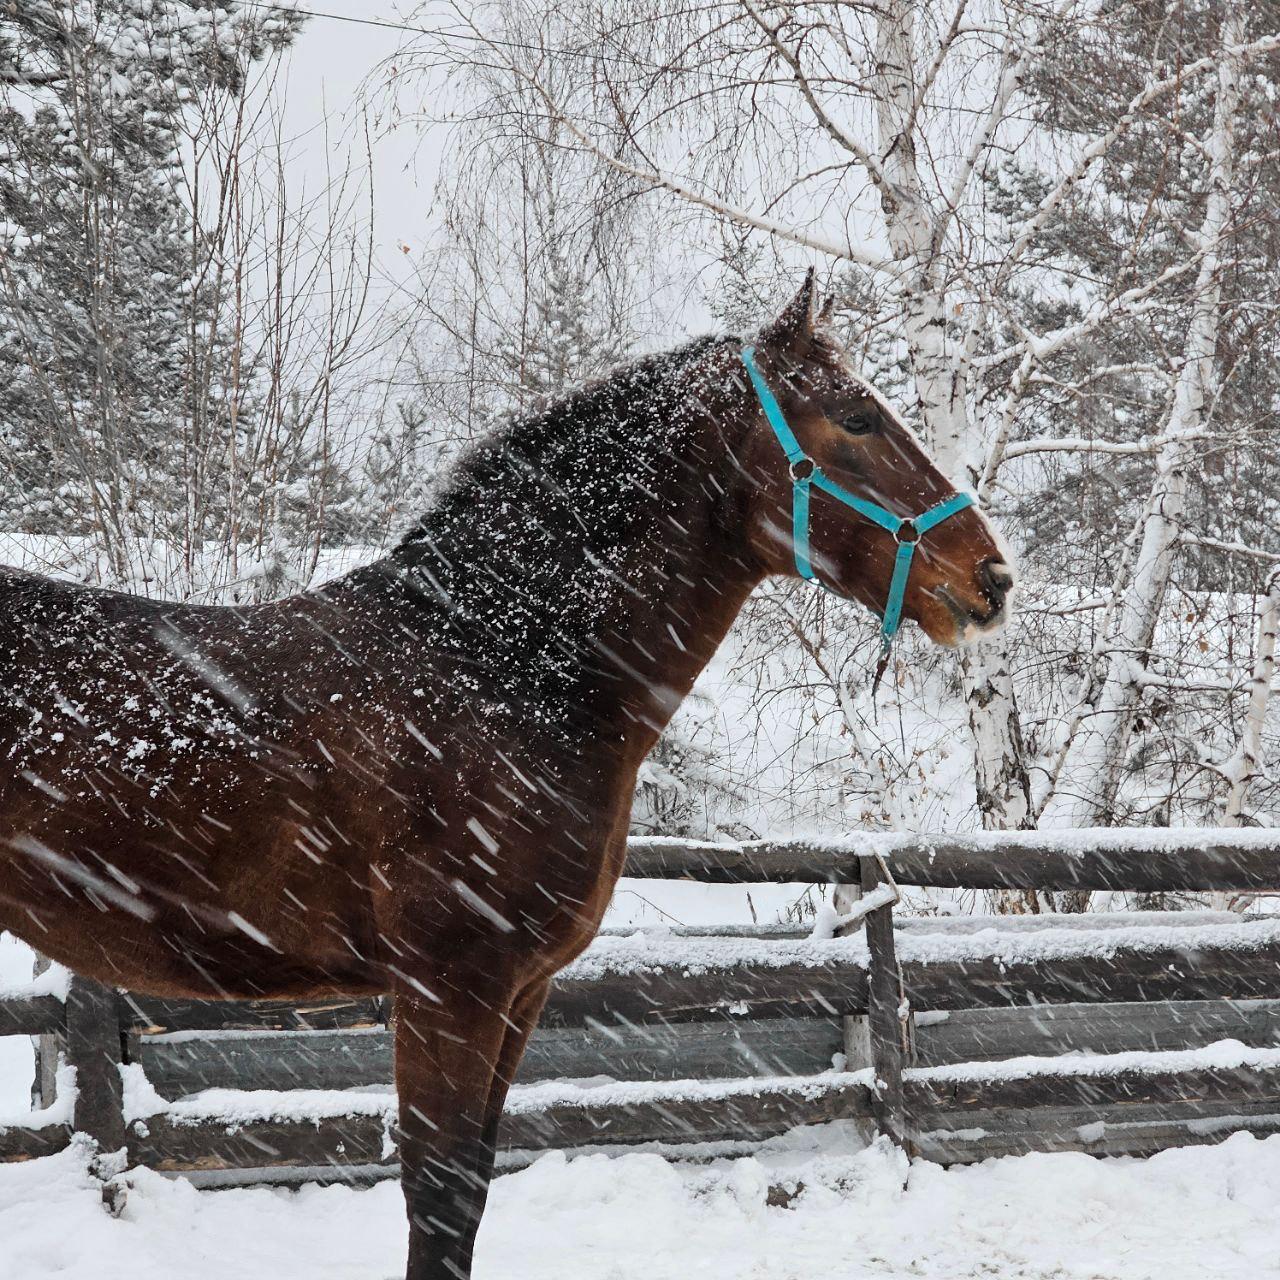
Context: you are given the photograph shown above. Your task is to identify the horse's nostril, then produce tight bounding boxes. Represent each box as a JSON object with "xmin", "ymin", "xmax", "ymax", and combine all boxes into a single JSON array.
[{"xmin": 979, "ymin": 558, "xmax": 1015, "ymax": 602}]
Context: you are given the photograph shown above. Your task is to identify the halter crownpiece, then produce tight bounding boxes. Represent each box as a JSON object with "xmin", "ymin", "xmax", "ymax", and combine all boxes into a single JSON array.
[{"xmin": 740, "ymin": 345, "xmax": 975, "ymax": 656}]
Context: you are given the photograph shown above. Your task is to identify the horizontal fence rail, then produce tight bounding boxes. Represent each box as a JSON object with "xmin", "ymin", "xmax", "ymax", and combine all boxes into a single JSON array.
[
  {"xmin": 0, "ymin": 991, "xmax": 64, "ymax": 1038},
  {"xmin": 117, "ymin": 1045, "xmax": 1280, "ymax": 1174},
  {"xmin": 108, "ymin": 918, "xmax": 1280, "ymax": 1032},
  {"xmin": 624, "ymin": 829, "xmax": 1280, "ymax": 891},
  {"xmin": 1, "ymin": 829, "xmax": 1278, "ymax": 1179}
]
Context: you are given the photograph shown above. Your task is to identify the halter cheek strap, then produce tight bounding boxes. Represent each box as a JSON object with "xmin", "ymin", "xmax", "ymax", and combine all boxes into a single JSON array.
[{"xmin": 741, "ymin": 345, "xmax": 975, "ymax": 657}]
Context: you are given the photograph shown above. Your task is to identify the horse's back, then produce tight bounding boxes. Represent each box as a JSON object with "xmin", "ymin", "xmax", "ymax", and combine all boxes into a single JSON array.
[{"xmin": 0, "ymin": 565, "xmax": 397, "ymax": 996}]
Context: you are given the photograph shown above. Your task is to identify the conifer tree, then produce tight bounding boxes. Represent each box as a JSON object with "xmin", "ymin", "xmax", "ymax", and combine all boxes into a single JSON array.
[{"xmin": 0, "ymin": 1, "xmax": 302, "ymax": 574}]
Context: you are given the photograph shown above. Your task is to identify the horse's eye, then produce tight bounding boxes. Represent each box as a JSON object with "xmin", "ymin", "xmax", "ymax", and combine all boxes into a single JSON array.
[{"xmin": 837, "ymin": 412, "xmax": 877, "ymax": 436}]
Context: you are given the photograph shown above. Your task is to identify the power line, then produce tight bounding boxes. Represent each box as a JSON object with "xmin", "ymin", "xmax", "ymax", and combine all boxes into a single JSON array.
[
  {"xmin": 237, "ymin": 0, "xmax": 631, "ymax": 64},
  {"xmin": 235, "ymin": 0, "xmax": 752, "ymax": 82},
  {"xmin": 240, "ymin": 1, "xmax": 456, "ymax": 41}
]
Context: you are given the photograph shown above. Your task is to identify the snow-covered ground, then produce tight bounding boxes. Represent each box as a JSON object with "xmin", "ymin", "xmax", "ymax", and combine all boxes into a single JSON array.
[{"xmin": 2, "ymin": 1127, "xmax": 1279, "ymax": 1278}]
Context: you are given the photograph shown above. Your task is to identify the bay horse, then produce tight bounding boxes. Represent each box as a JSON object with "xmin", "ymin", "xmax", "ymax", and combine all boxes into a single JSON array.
[{"xmin": 0, "ymin": 275, "xmax": 1011, "ymax": 1278}]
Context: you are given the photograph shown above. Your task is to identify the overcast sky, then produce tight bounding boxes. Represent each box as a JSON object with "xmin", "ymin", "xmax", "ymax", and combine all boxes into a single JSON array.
[
  {"xmin": 266, "ymin": 0, "xmax": 715, "ymax": 376},
  {"xmin": 273, "ymin": 1, "xmax": 449, "ymax": 313}
]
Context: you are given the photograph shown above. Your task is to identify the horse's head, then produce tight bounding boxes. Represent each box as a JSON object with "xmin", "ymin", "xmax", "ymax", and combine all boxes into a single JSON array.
[{"xmin": 739, "ymin": 274, "xmax": 1014, "ymax": 646}]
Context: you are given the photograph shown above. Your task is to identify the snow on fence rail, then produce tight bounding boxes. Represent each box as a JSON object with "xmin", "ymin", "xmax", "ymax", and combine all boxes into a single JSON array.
[
  {"xmin": 624, "ymin": 827, "xmax": 1280, "ymax": 890},
  {"xmin": 1, "ymin": 829, "xmax": 1279, "ymax": 1179}
]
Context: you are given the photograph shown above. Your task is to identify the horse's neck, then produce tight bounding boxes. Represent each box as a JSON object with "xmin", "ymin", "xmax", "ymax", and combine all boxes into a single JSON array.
[
  {"xmin": 386, "ymin": 382, "xmax": 760, "ymax": 748},
  {"xmin": 584, "ymin": 511, "xmax": 761, "ymax": 758}
]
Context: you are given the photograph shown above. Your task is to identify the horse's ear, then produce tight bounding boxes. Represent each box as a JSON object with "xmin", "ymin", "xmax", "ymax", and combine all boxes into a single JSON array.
[{"xmin": 761, "ymin": 268, "xmax": 818, "ymax": 352}]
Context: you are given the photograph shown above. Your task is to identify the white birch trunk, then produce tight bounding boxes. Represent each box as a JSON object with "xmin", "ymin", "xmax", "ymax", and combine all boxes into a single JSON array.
[
  {"xmin": 1218, "ymin": 578, "xmax": 1280, "ymax": 824},
  {"xmin": 870, "ymin": 2, "xmax": 1039, "ymax": 839},
  {"xmin": 1221, "ymin": 575, "xmax": 1280, "ymax": 827},
  {"xmin": 872, "ymin": 1, "xmax": 968, "ymax": 477},
  {"xmin": 1210, "ymin": 572, "xmax": 1280, "ymax": 909},
  {"xmin": 1041, "ymin": 11, "xmax": 1245, "ymax": 831},
  {"xmin": 872, "ymin": 2, "xmax": 1033, "ymax": 836}
]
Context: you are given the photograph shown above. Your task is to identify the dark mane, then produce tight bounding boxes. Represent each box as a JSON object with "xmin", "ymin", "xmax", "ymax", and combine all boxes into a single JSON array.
[
  {"xmin": 396, "ymin": 333, "xmax": 730, "ymax": 552},
  {"xmin": 368, "ymin": 333, "xmax": 743, "ymax": 719}
]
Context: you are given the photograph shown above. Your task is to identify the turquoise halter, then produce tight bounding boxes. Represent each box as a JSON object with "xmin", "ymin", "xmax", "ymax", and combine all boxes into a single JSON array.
[{"xmin": 741, "ymin": 345, "xmax": 975, "ymax": 656}]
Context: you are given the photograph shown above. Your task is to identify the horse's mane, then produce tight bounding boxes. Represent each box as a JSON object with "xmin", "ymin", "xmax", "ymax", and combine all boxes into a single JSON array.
[
  {"xmin": 395, "ymin": 333, "xmax": 731, "ymax": 553},
  {"xmin": 369, "ymin": 333, "xmax": 743, "ymax": 715}
]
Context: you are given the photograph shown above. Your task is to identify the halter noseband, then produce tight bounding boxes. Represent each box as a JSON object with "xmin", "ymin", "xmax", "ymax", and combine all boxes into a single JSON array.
[{"xmin": 741, "ymin": 345, "xmax": 975, "ymax": 657}]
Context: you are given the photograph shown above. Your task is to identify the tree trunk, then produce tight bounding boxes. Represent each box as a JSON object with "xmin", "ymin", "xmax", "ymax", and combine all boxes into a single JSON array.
[
  {"xmin": 1040, "ymin": 9, "xmax": 1244, "ymax": 834},
  {"xmin": 872, "ymin": 1, "xmax": 1033, "ymax": 836},
  {"xmin": 1213, "ymin": 571, "xmax": 1280, "ymax": 909},
  {"xmin": 965, "ymin": 637, "xmax": 1043, "ymax": 912}
]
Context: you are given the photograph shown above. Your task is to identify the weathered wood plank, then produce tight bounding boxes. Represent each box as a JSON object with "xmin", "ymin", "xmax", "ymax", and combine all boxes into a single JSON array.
[
  {"xmin": 125, "ymin": 963, "xmax": 870, "ymax": 1032},
  {"xmin": 915, "ymin": 1000, "xmax": 1280, "ymax": 1067},
  {"xmin": 118, "ymin": 994, "xmax": 388, "ymax": 1034},
  {"xmin": 623, "ymin": 833, "xmax": 1280, "ymax": 892},
  {"xmin": 0, "ymin": 1124, "xmax": 72, "ymax": 1163},
  {"xmin": 501, "ymin": 1080, "xmax": 872, "ymax": 1149},
  {"xmin": 137, "ymin": 994, "xmax": 1280, "ymax": 1101},
  {"xmin": 128, "ymin": 1076, "xmax": 876, "ymax": 1171},
  {"xmin": 65, "ymin": 976, "xmax": 125, "ymax": 1154},
  {"xmin": 140, "ymin": 1018, "xmax": 844, "ymax": 1098},
  {"xmin": 896, "ymin": 910, "xmax": 1241, "ymax": 935},
  {"xmin": 555, "ymin": 933, "xmax": 1280, "ymax": 1024},
  {"xmin": 120, "ymin": 932, "xmax": 1280, "ymax": 1034},
  {"xmin": 126, "ymin": 1056, "xmax": 1280, "ymax": 1174},
  {"xmin": 522, "ymin": 1019, "xmax": 841, "ymax": 1083},
  {"xmin": 129, "ymin": 1114, "xmax": 396, "ymax": 1173},
  {"xmin": 901, "ymin": 942, "xmax": 1280, "ymax": 1013},
  {"xmin": 909, "ymin": 1059, "xmax": 1280, "ymax": 1113},
  {"xmin": 141, "ymin": 1028, "xmax": 392, "ymax": 1095},
  {"xmin": 608, "ymin": 910, "xmax": 1241, "ymax": 940},
  {"xmin": 0, "ymin": 993, "xmax": 64, "ymax": 1038},
  {"xmin": 922, "ymin": 1095, "xmax": 1280, "ymax": 1139},
  {"xmin": 918, "ymin": 1098, "xmax": 1280, "ymax": 1164},
  {"xmin": 861, "ymin": 860, "xmax": 907, "ymax": 1149}
]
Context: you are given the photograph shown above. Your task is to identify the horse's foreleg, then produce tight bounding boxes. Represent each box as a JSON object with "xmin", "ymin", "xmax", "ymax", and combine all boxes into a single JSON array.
[
  {"xmin": 393, "ymin": 981, "xmax": 512, "ymax": 1280},
  {"xmin": 477, "ymin": 978, "xmax": 552, "ymax": 1166}
]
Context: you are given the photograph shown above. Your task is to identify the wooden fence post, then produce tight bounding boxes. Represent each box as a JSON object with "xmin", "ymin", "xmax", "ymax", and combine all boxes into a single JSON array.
[
  {"xmin": 64, "ymin": 974, "xmax": 126, "ymax": 1163},
  {"xmin": 31, "ymin": 954, "xmax": 62, "ymax": 1109},
  {"xmin": 832, "ymin": 877, "xmax": 870, "ymax": 1055},
  {"xmin": 860, "ymin": 855, "xmax": 912, "ymax": 1154}
]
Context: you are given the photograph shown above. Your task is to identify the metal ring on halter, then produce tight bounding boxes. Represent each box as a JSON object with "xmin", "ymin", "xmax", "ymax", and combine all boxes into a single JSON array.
[
  {"xmin": 895, "ymin": 518, "xmax": 920, "ymax": 545},
  {"xmin": 789, "ymin": 457, "xmax": 815, "ymax": 482}
]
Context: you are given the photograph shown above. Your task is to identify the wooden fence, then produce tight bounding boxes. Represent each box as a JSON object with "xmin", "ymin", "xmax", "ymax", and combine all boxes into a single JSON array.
[{"xmin": 2, "ymin": 829, "xmax": 1279, "ymax": 1183}]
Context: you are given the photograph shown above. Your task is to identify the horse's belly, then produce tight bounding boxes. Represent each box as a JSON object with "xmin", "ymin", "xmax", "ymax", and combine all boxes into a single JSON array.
[{"xmin": 0, "ymin": 887, "xmax": 378, "ymax": 1000}]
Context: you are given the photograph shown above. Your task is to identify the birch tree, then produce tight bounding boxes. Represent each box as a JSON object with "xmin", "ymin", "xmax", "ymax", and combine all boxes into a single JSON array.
[
  {"xmin": 1221, "ymin": 577, "xmax": 1280, "ymax": 833},
  {"xmin": 1039, "ymin": 7, "xmax": 1250, "ymax": 828}
]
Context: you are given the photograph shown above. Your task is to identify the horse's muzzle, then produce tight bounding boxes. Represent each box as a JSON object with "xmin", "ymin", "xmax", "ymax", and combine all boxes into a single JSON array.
[{"xmin": 969, "ymin": 558, "xmax": 1015, "ymax": 634}]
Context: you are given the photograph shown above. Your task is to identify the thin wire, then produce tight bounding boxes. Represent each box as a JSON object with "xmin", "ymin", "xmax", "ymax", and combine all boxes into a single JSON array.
[
  {"xmin": 237, "ymin": 0, "xmax": 658, "ymax": 64},
  {"xmin": 235, "ymin": 0, "xmax": 775, "ymax": 84},
  {"xmin": 240, "ymin": 1, "xmax": 457, "ymax": 40}
]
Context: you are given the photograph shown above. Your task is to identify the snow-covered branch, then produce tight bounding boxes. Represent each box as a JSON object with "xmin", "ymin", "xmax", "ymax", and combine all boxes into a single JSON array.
[
  {"xmin": 1000, "ymin": 429, "xmax": 1211, "ymax": 463},
  {"xmin": 1180, "ymin": 536, "xmax": 1280, "ymax": 565},
  {"xmin": 999, "ymin": 28, "xmax": 1280, "ymax": 284}
]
